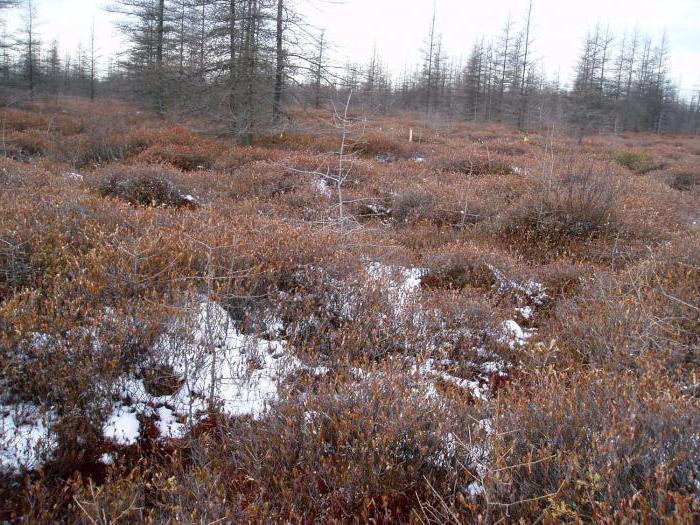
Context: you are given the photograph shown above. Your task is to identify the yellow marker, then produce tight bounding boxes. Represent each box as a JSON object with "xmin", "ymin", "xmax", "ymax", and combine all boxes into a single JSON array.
[{"xmin": 523, "ymin": 136, "xmax": 529, "ymax": 143}]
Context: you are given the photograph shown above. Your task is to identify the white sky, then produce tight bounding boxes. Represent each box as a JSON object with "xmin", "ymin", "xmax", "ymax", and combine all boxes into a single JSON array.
[{"xmin": 3, "ymin": 0, "xmax": 699, "ymax": 98}]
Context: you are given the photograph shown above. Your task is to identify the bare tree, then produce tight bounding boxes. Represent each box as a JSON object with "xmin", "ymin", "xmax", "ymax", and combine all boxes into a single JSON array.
[
  {"xmin": 272, "ymin": 0, "xmax": 284, "ymax": 121},
  {"xmin": 516, "ymin": 0, "xmax": 533, "ymax": 129},
  {"xmin": 89, "ymin": 20, "xmax": 98, "ymax": 101},
  {"xmin": 18, "ymin": 0, "xmax": 39, "ymax": 99},
  {"xmin": 422, "ymin": 3, "xmax": 438, "ymax": 114},
  {"xmin": 311, "ymin": 29, "xmax": 326, "ymax": 109}
]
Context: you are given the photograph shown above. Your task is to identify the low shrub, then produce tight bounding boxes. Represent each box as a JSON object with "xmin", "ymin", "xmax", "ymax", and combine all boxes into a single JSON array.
[
  {"xmin": 224, "ymin": 161, "xmax": 298, "ymax": 199},
  {"xmin": 534, "ymin": 262, "xmax": 584, "ymax": 301},
  {"xmin": 220, "ymin": 375, "xmax": 478, "ymax": 522},
  {"xmin": 0, "ymin": 236, "xmax": 32, "ymax": 299},
  {"xmin": 440, "ymin": 156, "xmax": 514, "ymax": 176},
  {"xmin": 0, "ymin": 106, "xmax": 84, "ymax": 135},
  {"xmin": 348, "ymin": 132, "xmax": 414, "ymax": 161},
  {"xmin": 7, "ymin": 130, "xmax": 51, "ymax": 156},
  {"xmin": 213, "ymin": 146, "xmax": 281, "ymax": 171},
  {"xmin": 669, "ymin": 171, "xmax": 700, "ymax": 192},
  {"xmin": 96, "ymin": 166, "xmax": 196, "ymax": 208},
  {"xmin": 421, "ymin": 254, "xmax": 496, "ymax": 291},
  {"xmin": 137, "ymin": 144, "xmax": 213, "ymax": 171},
  {"xmin": 253, "ymin": 132, "xmax": 339, "ymax": 153},
  {"xmin": 391, "ymin": 190, "xmax": 436, "ymax": 224},
  {"xmin": 615, "ymin": 150, "xmax": 665, "ymax": 174},
  {"xmin": 504, "ymin": 162, "xmax": 623, "ymax": 243},
  {"xmin": 0, "ymin": 108, "xmax": 50, "ymax": 132},
  {"xmin": 487, "ymin": 369, "xmax": 700, "ymax": 523},
  {"xmin": 354, "ymin": 200, "xmax": 392, "ymax": 222}
]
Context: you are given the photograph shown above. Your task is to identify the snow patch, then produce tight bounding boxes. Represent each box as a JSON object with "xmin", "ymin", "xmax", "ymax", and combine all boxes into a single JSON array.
[
  {"xmin": 155, "ymin": 406, "xmax": 185, "ymax": 439},
  {"xmin": 488, "ymin": 264, "xmax": 547, "ymax": 306},
  {"xmin": 516, "ymin": 305, "xmax": 533, "ymax": 320},
  {"xmin": 0, "ymin": 403, "xmax": 57, "ymax": 474},
  {"xmin": 501, "ymin": 319, "xmax": 534, "ymax": 349},
  {"xmin": 107, "ymin": 298, "xmax": 303, "ymax": 445},
  {"xmin": 315, "ymin": 177, "xmax": 331, "ymax": 196},
  {"xmin": 366, "ymin": 262, "xmax": 425, "ymax": 315},
  {"xmin": 103, "ymin": 406, "xmax": 140, "ymax": 446}
]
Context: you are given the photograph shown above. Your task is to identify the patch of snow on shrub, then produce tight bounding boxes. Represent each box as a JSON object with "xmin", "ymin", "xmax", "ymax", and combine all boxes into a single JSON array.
[
  {"xmin": 516, "ymin": 306, "xmax": 533, "ymax": 320},
  {"xmin": 109, "ymin": 298, "xmax": 302, "ymax": 444},
  {"xmin": 155, "ymin": 406, "xmax": 185, "ymax": 439},
  {"xmin": 0, "ymin": 403, "xmax": 57, "ymax": 474},
  {"xmin": 103, "ymin": 406, "xmax": 140, "ymax": 446},
  {"xmin": 487, "ymin": 264, "xmax": 547, "ymax": 306},
  {"xmin": 315, "ymin": 176, "xmax": 331, "ymax": 196},
  {"xmin": 501, "ymin": 319, "xmax": 534, "ymax": 349},
  {"xmin": 366, "ymin": 262, "xmax": 425, "ymax": 314}
]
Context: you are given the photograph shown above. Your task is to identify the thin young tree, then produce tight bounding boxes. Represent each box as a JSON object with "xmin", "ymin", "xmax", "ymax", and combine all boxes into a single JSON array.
[
  {"xmin": 516, "ymin": 0, "xmax": 533, "ymax": 129},
  {"xmin": 422, "ymin": 3, "xmax": 438, "ymax": 114},
  {"xmin": 88, "ymin": 20, "xmax": 98, "ymax": 101},
  {"xmin": 19, "ymin": 0, "xmax": 39, "ymax": 99},
  {"xmin": 272, "ymin": 0, "xmax": 284, "ymax": 121}
]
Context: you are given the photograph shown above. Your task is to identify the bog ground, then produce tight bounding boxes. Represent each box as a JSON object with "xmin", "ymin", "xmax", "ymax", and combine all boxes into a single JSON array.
[{"xmin": 0, "ymin": 97, "xmax": 699, "ymax": 523}]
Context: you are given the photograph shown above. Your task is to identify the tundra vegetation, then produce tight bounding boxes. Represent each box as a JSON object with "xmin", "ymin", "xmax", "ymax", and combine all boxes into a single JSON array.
[
  {"xmin": 0, "ymin": 0, "xmax": 699, "ymax": 523},
  {"xmin": 0, "ymin": 96, "xmax": 698, "ymax": 523}
]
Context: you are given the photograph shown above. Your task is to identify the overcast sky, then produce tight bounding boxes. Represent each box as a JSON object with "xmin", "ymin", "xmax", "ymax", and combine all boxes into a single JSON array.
[{"xmin": 4, "ymin": 0, "xmax": 699, "ymax": 97}]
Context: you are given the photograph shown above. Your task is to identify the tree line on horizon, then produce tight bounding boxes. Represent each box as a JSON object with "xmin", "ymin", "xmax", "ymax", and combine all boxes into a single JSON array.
[{"xmin": 0, "ymin": 0, "xmax": 698, "ymax": 139}]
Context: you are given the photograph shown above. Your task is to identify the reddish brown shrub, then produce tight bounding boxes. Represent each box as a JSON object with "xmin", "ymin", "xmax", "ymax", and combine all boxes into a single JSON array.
[
  {"xmin": 391, "ymin": 189, "xmax": 436, "ymax": 224},
  {"xmin": 213, "ymin": 146, "xmax": 282, "ymax": 171},
  {"xmin": 95, "ymin": 166, "xmax": 197, "ymax": 207},
  {"xmin": 219, "ymin": 376, "xmax": 479, "ymax": 522},
  {"xmin": 439, "ymin": 156, "xmax": 514, "ymax": 176},
  {"xmin": 503, "ymin": 160, "xmax": 624, "ymax": 245},
  {"xmin": 486, "ymin": 369, "xmax": 700, "ymax": 523},
  {"xmin": 137, "ymin": 144, "xmax": 214, "ymax": 171},
  {"xmin": 669, "ymin": 171, "xmax": 700, "ymax": 192},
  {"xmin": 6, "ymin": 130, "xmax": 51, "ymax": 157},
  {"xmin": 421, "ymin": 254, "xmax": 496, "ymax": 291}
]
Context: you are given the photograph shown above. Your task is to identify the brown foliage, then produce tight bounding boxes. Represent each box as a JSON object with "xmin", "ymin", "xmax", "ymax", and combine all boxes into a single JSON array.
[
  {"xmin": 1, "ymin": 98, "xmax": 699, "ymax": 523},
  {"xmin": 95, "ymin": 166, "xmax": 197, "ymax": 208}
]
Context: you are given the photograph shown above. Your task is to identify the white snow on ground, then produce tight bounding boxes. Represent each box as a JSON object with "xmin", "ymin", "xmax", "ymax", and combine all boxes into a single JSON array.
[
  {"xmin": 0, "ymin": 403, "xmax": 57, "ymax": 474},
  {"xmin": 4, "ymin": 262, "xmax": 543, "ymax": 478},
  {"xmin": 315, "ymin": 176, "xmax": 331, "ymax": 196},
  {"xmin": 155, "ymin": 407, "xmax": 185, "ymax": 439},
  {"xmin": 487, "ymin": 264, "xmax": 547, "ymax": 306},
  {"xmin": 501, "ymin": 319, "xmax": 534, "ymax": 349},
  {"xmin": 108, "ymin": 298, "xmax": 303, "ymax": 444},
  {"xmin": 366, "ymin": 262, "xmax": 425, "ymax": 315},
  {"xmin": 516, "ymin": 305, "xmax": 533, "ymax": 320},
  {"xmin": 103, "ymin": 406, "xmax": 140, "ymax": 446},
  {"xmin": 467, "ymin": 482, "xmax": 485, "ymax": 498},
  {"xmin": 412, "ymin": 358, "xmax": 494, "ymax": 401},
  {"xmin": 62, "ymin": 172, "xmax": 84, "ymax": 181},
  {"xmin": 160, "ymin": 299, "xmax": 301, "ymax": 418}
]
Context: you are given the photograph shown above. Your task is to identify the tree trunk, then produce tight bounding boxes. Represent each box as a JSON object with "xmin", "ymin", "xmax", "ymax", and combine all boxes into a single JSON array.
[
  {"xmin": 156, "ymin": 0, "xmax": 164, "ymax": 68},
  {"xmin": 272, "ymin": 0, "xmax": 284, "ymax": 122}
]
